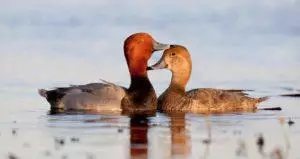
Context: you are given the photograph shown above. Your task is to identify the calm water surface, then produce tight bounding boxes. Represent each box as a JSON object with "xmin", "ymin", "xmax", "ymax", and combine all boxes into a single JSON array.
[{"xmin": 0, "ymin": 82, "xmax": 299, "ymax": 159}]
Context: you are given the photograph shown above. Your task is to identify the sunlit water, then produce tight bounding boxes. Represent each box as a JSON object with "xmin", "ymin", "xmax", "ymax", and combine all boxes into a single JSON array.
[
  {"xmin": 1, "ymin": 0, "xmax": 300, "ymax": 159},
  {"xmin": 0, "ymin": 83, "xmax": 299, "ymax": 159}
]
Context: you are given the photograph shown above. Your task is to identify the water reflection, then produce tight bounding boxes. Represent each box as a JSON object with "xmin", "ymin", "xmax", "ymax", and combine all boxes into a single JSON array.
[
  {"xmin": 129, "ymin": 113, "xmax": 193, "ymax": 158},
  {"xmin": 129, "ymin": 113, "xmax": 194, "ymax": 159},
  {"xmin": 130, "ymin": 116, "xmax": 149, "ymax": 159},
  {"xmin": 168, "ymin": 113, "xmax": 191, "ymax": 158},
  {"xmin": 168, "ymin": 113, "xmax": 216, "ymax": 159},
  {"xmin": 44, "ymin": 107, "xmax": 284, "ymax": 159}
]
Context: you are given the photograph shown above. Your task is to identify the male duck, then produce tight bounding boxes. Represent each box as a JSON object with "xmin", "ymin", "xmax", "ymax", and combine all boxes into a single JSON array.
[
  {"xmin": 147, "ymin": 45, "xmax": 267, "ymax": 113},
  {"xmin": 38, "ymin": 33, "xmax": 170, "ymax": 114}
]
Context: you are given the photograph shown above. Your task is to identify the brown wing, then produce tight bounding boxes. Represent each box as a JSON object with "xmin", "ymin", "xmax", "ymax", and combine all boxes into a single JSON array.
[
  {"xmin": 187, "ymin": 88, "xmax": 249, "ymax": 99},
  {"xmin": 186, "ymin": 88, "xmax": 267, "ymax": 112}
]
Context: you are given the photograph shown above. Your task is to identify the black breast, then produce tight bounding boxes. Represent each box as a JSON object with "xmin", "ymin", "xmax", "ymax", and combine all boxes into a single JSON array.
[{"xmin": 121, "ymin": 76, "xmax": 157, "ymax": 115}]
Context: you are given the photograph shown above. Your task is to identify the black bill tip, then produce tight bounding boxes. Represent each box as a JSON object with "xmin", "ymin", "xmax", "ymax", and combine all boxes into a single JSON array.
[{"xmin": 146, "ymin": 66, "xmax": 153, "ymax": 70}]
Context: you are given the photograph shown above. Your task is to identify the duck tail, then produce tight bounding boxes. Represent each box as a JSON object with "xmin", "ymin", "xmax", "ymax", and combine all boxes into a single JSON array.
[
  {"xmin": 99, "ymin": 78, "xmax": 118, "ymax": 87},
  {"xmin": 99, "ymin": 78, "xmax": 113, "ymax": 84},
  {"xmin": 38, "ymin": 89, "xmax": 48, "ymax": 98},
  {"xmin": 257, "ymin": 96, "xmax": 269, "ymax": 103}
]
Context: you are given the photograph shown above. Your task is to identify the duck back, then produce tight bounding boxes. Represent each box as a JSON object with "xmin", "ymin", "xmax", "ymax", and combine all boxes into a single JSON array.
[
  {"xmin": 39, "ymin": 83, "xmax": 126, "ymax": 112},
  {"xmin": 158, "ymin": 88, "xmax": 267, "ymax": 113},
  {"xmin": 187, "ymin": 88, "xmax": 267, "ymax": 113}
]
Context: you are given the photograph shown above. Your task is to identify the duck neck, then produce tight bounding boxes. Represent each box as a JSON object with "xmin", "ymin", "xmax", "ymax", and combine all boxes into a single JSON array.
[
  {"xmin": 170, "ymin": 69, "xmax": 191, "ymax": 93},
  {"xmin": 127, "ymin": 58, "xmax": 148, "ymax": 78},
  {"xmin": 129, "ymin": 75, "xmax": 153, "ymax": 92},
  {"xmin": 126, "ymin": 53, "xmax": 153, "ymax": 92},
  {"xmin": 125, "ymin": 75, "xmax": 156, "ymax": 113}
]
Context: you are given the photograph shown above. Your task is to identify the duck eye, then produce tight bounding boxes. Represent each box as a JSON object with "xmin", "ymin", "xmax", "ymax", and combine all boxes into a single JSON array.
[{"xmin": 171, "ymin": 52, "xmax": 176, "ymax": 56}]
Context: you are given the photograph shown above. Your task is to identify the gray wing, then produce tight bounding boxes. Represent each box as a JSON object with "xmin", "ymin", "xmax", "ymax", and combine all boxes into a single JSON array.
[{"xmin": 39, "ymin": 82, "xmax": 126, "ymax": 111}]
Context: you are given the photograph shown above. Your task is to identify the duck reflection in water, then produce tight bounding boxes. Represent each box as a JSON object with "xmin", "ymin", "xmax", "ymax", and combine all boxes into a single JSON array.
[
  {"xmin": 130, "ymin": 113, "xmax": 192, "ymax": 159},
  {"xmin": 168, "ymin": 113, "xmax": 213, "ymax": 159},
  {"xmin": 130, "ymin": 116, "xmax": 149, "ymax": 159},
  {"xmin": 168, "ymin": 113, "xmax": 191, "ymax": 158},
  {"xmin": 129, "ymin": 113, "xmax": 193, "ymax": 159}
]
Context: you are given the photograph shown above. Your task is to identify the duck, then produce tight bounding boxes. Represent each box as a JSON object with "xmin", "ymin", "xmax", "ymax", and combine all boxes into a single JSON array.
[
  {"xmin": 147, "ymin": 45, "xmax": 267, "ymax": 113},
  {"xmin": 38, "ymin": 32, "xmax": 170, "ymax": 114}
]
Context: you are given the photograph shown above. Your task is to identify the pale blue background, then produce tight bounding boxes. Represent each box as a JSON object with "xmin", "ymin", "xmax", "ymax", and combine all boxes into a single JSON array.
[{"xmin": 1, "ymin": 0, "xmax": 299, "ymax": 90}]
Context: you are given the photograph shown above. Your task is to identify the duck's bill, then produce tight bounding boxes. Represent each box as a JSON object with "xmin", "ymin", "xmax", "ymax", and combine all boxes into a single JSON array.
[
  {"xmin": 153, "ymin": 40, "xmax": 170, "ymax": 51},
  {"xmin": 147, "ymin": 58, "xmax": 167, "ymax": 70}
]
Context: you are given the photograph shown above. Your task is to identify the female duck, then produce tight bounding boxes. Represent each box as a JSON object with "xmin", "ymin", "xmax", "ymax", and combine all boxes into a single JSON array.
[
  {"xmin": 148, "ymin": 45, "xmax": 267, "ymax": 113},
  {"xmin": 38, "ymin": 33, "xmax": 170, "ymax": 114}
]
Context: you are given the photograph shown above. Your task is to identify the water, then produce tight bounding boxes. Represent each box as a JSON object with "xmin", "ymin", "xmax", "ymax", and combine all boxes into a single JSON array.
[
  {"xmin": 0, "ymin": 84, "xmax": 299, "ymax": 158},
  {"xmin": 0, "ymin": 0, "xmax": 300, "ymax": 158}
]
